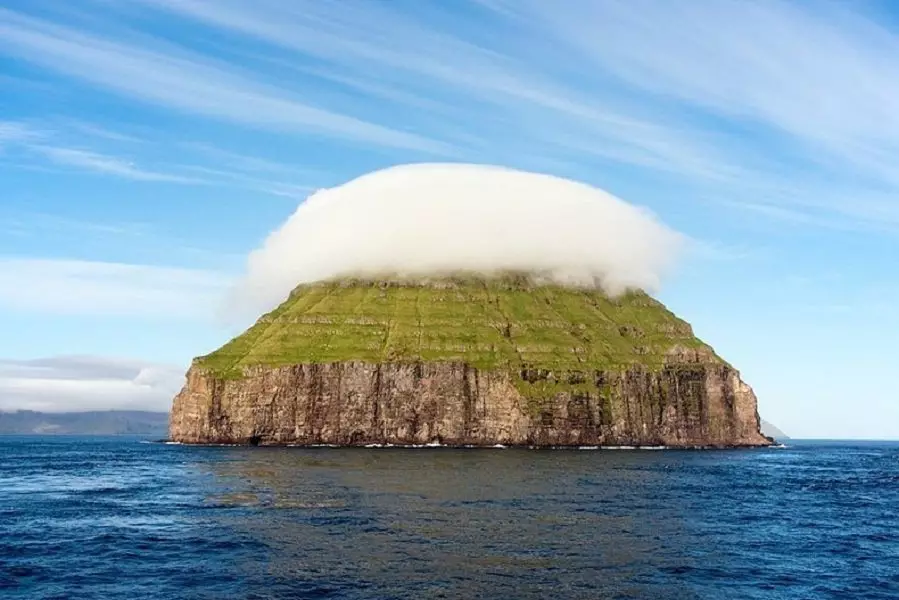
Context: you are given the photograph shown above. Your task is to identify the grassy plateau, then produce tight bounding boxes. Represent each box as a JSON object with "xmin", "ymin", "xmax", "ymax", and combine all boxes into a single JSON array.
[{"xmin": 197, "ymin": 274, "xmax": 714, "ymax": 386}]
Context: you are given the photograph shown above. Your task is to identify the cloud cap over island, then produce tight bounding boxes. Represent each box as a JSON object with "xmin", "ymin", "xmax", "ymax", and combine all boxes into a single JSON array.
[{"xmin": 228, "ymin": 163, "xmax": 684, "ymax": 318}]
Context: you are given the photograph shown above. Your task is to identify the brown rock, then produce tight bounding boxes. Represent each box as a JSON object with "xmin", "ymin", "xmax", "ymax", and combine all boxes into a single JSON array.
[{"xmin": 169, "ymin": 352, "xmax": 771, "ymax": 447}]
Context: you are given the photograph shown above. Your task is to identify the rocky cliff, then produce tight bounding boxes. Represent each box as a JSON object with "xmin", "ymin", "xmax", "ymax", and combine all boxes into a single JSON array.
[{"xmin": 169, "ymin": 276, "xmax": 771, "ymax": 447}]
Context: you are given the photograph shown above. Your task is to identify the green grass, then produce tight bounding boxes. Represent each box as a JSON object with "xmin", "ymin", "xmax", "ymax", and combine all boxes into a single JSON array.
[{"xmin": 196, "ymin": 274, "xmax": 717, "ymax": 384}]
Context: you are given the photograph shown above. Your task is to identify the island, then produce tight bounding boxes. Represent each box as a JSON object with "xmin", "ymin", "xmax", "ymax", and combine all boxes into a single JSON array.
[{"xmin": 169, "ymin": 275, "xmax": 772, "ymax": 447}]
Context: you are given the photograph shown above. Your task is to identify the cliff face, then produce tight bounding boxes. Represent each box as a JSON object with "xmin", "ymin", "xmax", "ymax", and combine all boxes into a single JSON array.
[
  {"xmin": 170, "ymin": 349, "xmax": 769, "ymax": 447},
  {"xmin": 169, "ymin": 277, "xmax": 771, "ymax": 447}
]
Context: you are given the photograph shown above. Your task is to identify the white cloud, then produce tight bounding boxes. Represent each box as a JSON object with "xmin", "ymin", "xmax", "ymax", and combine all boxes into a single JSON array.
[
  {"xmin": 0, "ymin": 120, "xmax": 45, "ymax": 145},
  {"xmin": 35, "ymin": 146, "xmax": 201, "ymax": 183},
  {"xmin": 0, "ymin": 257, "xmax": 231, "ymax": 318},
  {"xmin": 58, "ymin": 119, "xmax": 144, "ymax": 144},
  {"xmin": 138, "ymin": 0, "xmax": 733, "ymax": 180},
  {"xmin": 228, "ymin": 163, "xmax": 683, "ymax": 317},
  {"xmin": 0, "ymin": 355, "xmax": 183, "ymax": 412},
  {"xmin": 0, "ymin": 8, "xmax": 449, "ymax": 154},
  {"xmin": 0, "ymin": 120, "xmax": 324, "ymax": 193},
  {"xmin": 519, "ymin": 1, "xmax": 899, "ymax": 210},
  {"xmin": 0, "ymin": 120, "xmax": 197, "ymax": 183},
  {"xmin": 535, "ymin": 1, "xmax": 899, "ymax": 154},
  {"xmin": 180, "ymin": 143, "xmax": 317, "ymax": 177}
]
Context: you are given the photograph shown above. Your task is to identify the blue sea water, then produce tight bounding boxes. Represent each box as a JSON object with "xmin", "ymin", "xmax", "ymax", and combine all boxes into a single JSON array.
[{"xmin": 1, "ymin": 437, "xmax": 897, "ymax": 599}]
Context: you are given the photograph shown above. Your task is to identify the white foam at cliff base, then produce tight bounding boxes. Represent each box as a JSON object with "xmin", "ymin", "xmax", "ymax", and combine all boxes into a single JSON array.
[{"xmin": 227, "ymin": 163, "xmax": 684, "ymax": 318}]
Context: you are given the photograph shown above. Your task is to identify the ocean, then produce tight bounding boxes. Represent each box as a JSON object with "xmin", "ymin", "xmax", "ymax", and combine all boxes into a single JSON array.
[{"xmin": 1, "ymin": 437, "xmax": 897, "ymax": 599}]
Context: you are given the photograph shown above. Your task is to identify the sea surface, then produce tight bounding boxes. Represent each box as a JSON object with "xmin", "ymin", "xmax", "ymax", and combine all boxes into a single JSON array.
[{"xmin": 1, "ymin": 437, "xmax": 897, "ymax": 599}]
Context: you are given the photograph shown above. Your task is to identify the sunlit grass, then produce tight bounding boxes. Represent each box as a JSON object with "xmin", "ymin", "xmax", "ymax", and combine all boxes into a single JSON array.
[{"xmin": 196, "ymin": 275, "xmax": 711, "ymax": 383}]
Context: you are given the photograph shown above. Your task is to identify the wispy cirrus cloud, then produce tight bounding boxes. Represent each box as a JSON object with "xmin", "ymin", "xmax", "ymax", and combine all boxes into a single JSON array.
[
  {"xmin": 181, "ymin": 143, "xmax": 309, "ymax": 176},
  {"xmin": 3, "ymin": 1, "xmax": 899, "ymax": 230},
  {"xmin": 527, "ymin": 1, "xmax": 899, "ymax": 165},
  {"xmin": 137, "ymin": 0, "xmax": 735, "ymax": 180},
  {"xmin": 59, "ymin": 119, "xmax": 144, "ymax": 144},
  {"xmin": 134, "ymin": 0, "xmax": 899, "ymax": 230},
  {"xmin": 0, "ymin": 212, "xmax": 148, "ymax": 238},
  {"xmin": 0, "ymin": 120, "xmax": 43, "ymax": 145},
  {"xmin": 35, "ymin": 146, "xmax": 201, "ymax": 183},
  {"xmin": 499, "ymin": 0, "xmax": 899, "ymax": 224},
  {"xmin": 0, "ymin": 120, "xmax": 325, "ymax": 192},
  {"xmin": 0, "ymin": 120, "xmax": 198, "ymax": 182},
  {"xmin": 0, "ymin": 7, "xmax": 450, "ymax": 154},
  {"xmin": 0, "ymin": 257, "xmax": 231, "ymax": 318}
]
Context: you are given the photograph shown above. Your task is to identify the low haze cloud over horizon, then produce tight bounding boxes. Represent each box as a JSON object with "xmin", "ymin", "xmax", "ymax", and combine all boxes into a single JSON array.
[
  {"xmin": 0, "ymin": 356, "xmax": 182, "ymax": 413},
  {"xmin": 227, "ymin": 163, "xmax": 685, "ymax": 319}
]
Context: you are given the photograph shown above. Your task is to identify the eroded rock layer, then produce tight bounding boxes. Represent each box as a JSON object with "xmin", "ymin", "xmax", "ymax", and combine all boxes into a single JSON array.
[{"xmin": 170, "ymin": 355, "xmax": 769, "ymax": 447}]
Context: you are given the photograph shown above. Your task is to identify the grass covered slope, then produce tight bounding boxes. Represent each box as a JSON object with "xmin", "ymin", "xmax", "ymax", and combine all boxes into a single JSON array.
[{"xmin": 197, "ymin": 274, "xmax": 714, "ymax": 381}]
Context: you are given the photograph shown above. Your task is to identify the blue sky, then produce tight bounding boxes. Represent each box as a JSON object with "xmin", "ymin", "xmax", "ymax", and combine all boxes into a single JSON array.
[{"xmin": 1, "ymin": 0, "xmax": 897, "ymax": 438}]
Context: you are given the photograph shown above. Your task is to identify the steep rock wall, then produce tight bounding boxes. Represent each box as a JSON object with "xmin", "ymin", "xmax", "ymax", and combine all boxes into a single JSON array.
[{"xmin": 169, "ymin": 350, "xmax": 771, "ymax": 447}]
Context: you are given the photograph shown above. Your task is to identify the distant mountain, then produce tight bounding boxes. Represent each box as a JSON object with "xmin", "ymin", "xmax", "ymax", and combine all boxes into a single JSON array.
[
  {"xmin": 0, "ymin": 411, "xmax": 169, "ymax": 436},
  {"xmin": 760, "ymin": 419, "xmax": 789, "ymax": 441}
]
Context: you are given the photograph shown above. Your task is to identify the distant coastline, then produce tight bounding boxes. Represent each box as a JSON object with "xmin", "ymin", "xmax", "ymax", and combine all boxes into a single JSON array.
[
  {"xmin": 760, "ymin": 419, "xmax": 789, "ymax": 441},
  {"xmin": 0, "ymin": 410, "xmax": 168, "ymax": 436}
]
